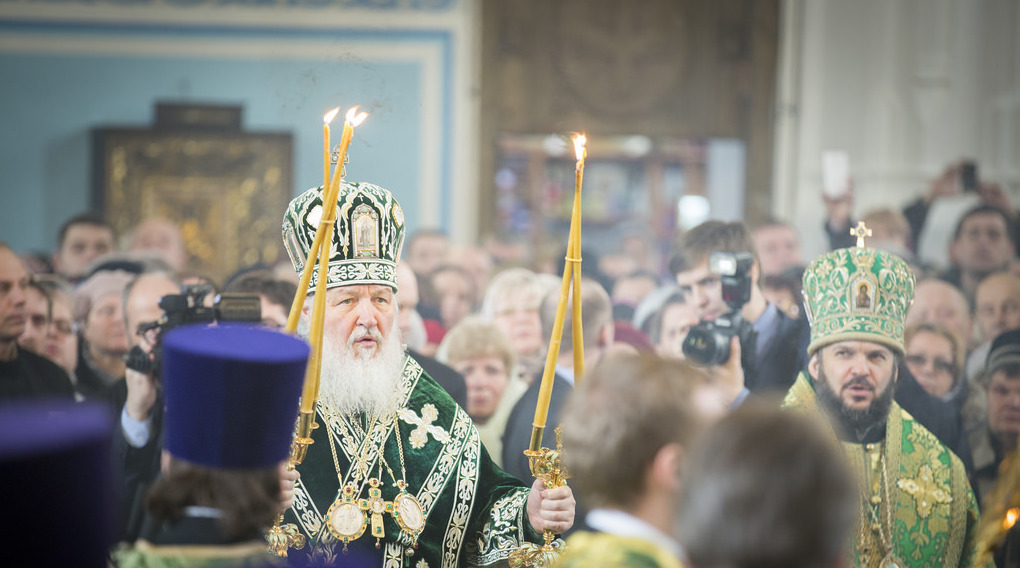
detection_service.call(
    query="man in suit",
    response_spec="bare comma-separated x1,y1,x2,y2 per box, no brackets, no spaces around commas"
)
669,220,809,395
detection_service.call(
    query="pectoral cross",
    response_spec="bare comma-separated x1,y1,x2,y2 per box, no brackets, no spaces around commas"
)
358,478,393,543
850,221,872,248
399,404,452,449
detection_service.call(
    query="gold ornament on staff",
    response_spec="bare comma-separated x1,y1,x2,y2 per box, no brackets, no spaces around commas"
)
510,133,587,568
509,428,570,568
267,106,369,558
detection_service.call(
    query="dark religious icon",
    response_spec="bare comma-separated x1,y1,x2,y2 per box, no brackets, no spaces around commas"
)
855,282,872,310
92,103,292,283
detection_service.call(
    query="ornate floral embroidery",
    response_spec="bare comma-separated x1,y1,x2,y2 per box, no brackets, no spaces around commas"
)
897,464,953,518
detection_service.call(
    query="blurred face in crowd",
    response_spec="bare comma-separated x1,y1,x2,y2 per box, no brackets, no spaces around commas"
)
656,302,699,360
492,292,544,359
406,234,448,277
432,269,475,329
975,273,1020,342
907,280,973,347
675,260,727,322
84,293,129,357
125,274,180,354
753,224,802,276
452,354,510,424
18,286,49,355
612,275,658,308
129,219,187,271
904,330,957,398
54,224,114,280
0,249,29,344
811,341,897,431
951,213,1015,274
259,296,288,329
987,370,1020,440
395,264,421,339
44,297,78,375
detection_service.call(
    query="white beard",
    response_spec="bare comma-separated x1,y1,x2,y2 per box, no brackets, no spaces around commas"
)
314,322,407,419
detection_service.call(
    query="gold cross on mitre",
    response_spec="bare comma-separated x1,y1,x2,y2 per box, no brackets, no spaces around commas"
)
359,478,394,542
850,221,873,248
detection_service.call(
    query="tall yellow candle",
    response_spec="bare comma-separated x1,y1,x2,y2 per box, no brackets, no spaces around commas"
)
530,134,585,448
300,227,333,413
285,107,370,335
570,134,586,382
288,106,369,413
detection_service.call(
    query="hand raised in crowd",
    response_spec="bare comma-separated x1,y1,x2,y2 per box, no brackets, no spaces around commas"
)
526,477,575,535
823,178,855,233
924,161,963,203
124,326,160,422
978,181,1014,215
124,366,158,422
710,336,745,407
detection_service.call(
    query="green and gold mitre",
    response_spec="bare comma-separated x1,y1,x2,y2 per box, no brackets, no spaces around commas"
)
282,181,406,292
802,223,915,355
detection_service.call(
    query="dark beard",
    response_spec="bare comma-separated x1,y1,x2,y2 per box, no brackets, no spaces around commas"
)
815,366,896,442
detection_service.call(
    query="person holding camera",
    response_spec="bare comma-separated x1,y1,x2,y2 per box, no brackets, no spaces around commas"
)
107,271,181,542
669,221,809,397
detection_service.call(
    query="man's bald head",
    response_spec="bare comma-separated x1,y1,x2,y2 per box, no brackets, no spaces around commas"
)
907,279,973,347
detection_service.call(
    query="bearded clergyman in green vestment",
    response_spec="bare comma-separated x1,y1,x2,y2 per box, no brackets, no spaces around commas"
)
782,227,990,568
278,181,575,567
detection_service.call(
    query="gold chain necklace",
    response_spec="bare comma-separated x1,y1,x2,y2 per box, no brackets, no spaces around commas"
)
860,443,902,568
320,408,425,556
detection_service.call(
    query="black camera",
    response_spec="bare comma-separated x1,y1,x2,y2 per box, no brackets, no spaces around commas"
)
682,252,758,369
125,284,263,375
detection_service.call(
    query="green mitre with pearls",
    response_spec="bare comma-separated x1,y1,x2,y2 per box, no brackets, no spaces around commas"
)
802,222,915,356
282,181,406,293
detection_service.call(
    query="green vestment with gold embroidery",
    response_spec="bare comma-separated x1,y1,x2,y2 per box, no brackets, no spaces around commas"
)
783,373,990,568
282,354,542,567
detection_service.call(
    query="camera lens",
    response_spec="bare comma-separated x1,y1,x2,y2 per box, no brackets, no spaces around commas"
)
682,325,731,366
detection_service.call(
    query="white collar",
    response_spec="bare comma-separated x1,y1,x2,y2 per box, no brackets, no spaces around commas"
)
585,508,682,557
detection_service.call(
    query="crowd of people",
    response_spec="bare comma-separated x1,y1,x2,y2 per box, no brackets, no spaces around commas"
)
0,158,1018,567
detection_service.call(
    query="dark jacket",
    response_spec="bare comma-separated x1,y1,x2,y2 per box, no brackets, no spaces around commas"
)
502,372,573,484
746,307,809,394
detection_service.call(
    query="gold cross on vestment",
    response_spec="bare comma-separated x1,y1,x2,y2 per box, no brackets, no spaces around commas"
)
398,404,452,449
850,221,873,248
358,478,393,540
896,464,952,518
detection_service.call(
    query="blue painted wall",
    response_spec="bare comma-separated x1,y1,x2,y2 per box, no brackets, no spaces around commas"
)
0,15,457,255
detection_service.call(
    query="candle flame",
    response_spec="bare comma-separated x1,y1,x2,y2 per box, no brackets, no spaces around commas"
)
346,105,369,127
323,107,340,124
573,134,587,162
1004,508,1020,530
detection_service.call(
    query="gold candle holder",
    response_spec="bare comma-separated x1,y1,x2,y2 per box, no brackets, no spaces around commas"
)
267,411,318,557
508,428,570,568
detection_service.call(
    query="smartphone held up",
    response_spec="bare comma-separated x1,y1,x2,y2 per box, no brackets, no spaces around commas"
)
822,150,851,200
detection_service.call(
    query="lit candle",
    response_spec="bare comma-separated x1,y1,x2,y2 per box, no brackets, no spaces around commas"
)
570,134,586,382
287,106,369,413
286,106,371,335
323,107,340,192
530,133,586,448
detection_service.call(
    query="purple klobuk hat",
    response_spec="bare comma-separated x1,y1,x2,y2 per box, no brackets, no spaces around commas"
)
161,324,309,469
0,401,114,567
